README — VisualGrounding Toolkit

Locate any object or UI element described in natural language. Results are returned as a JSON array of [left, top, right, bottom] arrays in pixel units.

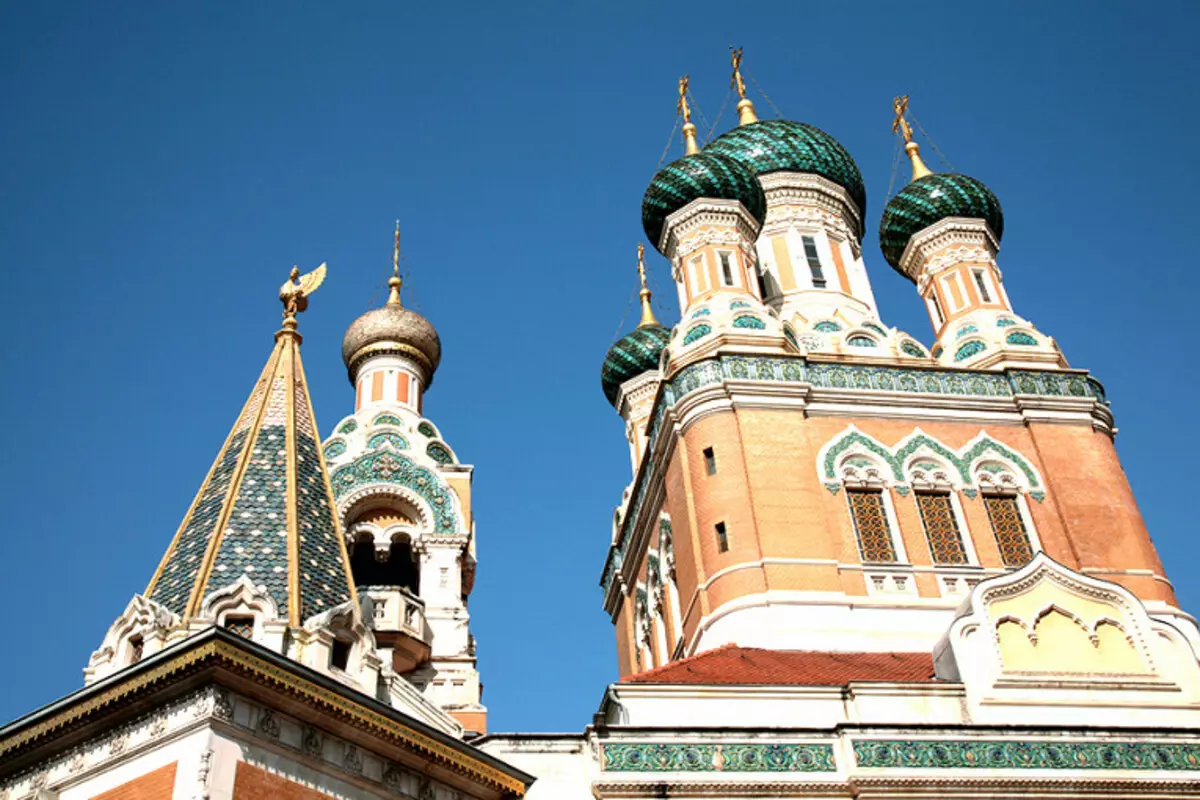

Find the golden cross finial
[[891, 94, 932, 181], [387, 220, 403, 306], [677, 75, 700, 155], [677, 75, 692, 124], [730, 47, 747, 99], [636, 242, 659, 328], [730, 46, 758, 125]]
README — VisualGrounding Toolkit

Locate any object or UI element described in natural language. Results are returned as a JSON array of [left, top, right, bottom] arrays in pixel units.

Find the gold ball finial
[[636, 242, 660, 328], [730, 46, 759, 125]]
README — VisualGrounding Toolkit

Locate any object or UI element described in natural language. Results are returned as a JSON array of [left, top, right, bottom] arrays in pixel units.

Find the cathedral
[[2, 52, 1199, 799]]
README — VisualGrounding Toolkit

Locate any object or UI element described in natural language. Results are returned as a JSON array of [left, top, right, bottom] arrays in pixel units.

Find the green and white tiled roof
[[879, 173, 1004, 272]]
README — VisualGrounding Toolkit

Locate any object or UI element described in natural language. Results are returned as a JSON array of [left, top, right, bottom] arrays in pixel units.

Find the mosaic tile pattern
[[707, 119, 867, 222], [295, 429, 353, 617], [426, 442, 454, 464], [337, 419, 358, 434], [733, 315, 766, 330], [367, 432, 409, 451], [642, 152, 766, 252], [901, 341, 926, 358], [601, 354, 1103, 595], [602, 742, 835, 773], [323, 440, 347, 460], [202, 422, 291, 609], [1006, 331, 1039, 346], [149, 429, 249, 614], [417, 421, 437, 438], [601, 325, 671, 406], [955, 340, 987, 361], [813, 321, 842, 333], [331, 451, 458, 533], [996, 317, 1018, 327], [847, 335, 877, 348], [853, 739, 1200, 770], [372, 413, 402, 427], [682, 324, 712, 346], [729, 300, 752, 310], [880, 173, 1004, 270]]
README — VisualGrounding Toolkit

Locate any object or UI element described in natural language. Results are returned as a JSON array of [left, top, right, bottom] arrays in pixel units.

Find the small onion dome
[[878, 173, 1004, 275], [642, 152, 766, 254], [706, 119, 867, 224], [342, 302, 442, 383], [600, 325, 671, 407]]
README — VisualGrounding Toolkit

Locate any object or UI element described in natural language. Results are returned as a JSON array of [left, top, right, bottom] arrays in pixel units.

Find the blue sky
[[1, 2, 1197, 731]]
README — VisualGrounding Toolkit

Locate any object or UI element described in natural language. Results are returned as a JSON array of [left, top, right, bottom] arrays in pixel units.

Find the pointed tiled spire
[[145, 267, 356, 627]]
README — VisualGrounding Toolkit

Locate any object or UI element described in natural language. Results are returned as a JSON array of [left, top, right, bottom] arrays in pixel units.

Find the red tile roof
[[622, 645, 936, 686]]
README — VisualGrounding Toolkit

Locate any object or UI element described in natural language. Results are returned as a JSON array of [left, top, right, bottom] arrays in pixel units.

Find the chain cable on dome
[[885, 137, 902, 202], [703, 89, 732, 144], [687, 89, 712, 144], [747, 71, 783, 119], [654, 116, 682, 174], [610, 286, 638, 346], [910, 111, 955, 172]]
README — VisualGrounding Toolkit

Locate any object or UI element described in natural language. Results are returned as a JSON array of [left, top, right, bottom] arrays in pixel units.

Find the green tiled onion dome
[[879, 173, 1004, 274], [642, 152, 766, 252], [601, 325, 671, 407], [706, 120, 867, 222]]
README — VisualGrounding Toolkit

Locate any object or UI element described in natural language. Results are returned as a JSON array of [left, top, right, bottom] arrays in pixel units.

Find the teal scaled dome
[[642, 152, 766, 253], [706, 119, 867, 224], [879, 173, 1004, 274], [601, 325, 672, 407]]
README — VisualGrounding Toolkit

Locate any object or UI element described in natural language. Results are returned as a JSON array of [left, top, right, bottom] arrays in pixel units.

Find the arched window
[[838, 452, 905, 564], [907, 458, 972, 566], [974, 459, 1039, 568]]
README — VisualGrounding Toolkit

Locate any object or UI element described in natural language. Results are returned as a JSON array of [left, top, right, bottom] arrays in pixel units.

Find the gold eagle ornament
[[279, 262, 327, 319]]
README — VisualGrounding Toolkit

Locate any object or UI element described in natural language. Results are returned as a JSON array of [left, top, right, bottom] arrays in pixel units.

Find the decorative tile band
[[853, 739, 1200, 771], [601, 354, 1106, 596], [602, 743, 836, 773]]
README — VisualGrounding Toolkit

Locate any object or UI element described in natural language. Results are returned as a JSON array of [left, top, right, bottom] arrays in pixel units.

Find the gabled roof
[[622, 645, 936, 686], [144, 317, 355, 627]]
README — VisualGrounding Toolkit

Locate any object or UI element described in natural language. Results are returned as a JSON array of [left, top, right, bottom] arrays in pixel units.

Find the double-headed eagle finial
[[279, 262, 327, 326]]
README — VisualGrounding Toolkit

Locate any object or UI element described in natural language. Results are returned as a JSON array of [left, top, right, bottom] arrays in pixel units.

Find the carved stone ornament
[[303, 726, 324, 758], [419, 777, 437, 800], [257, 708, 280, 739], [212, 688, 234, 722], [343, 744, 363, 774]]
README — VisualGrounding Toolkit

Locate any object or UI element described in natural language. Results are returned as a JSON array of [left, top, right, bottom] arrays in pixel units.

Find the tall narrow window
[[719, 252, 735, 286], [755, 268, 768, 299], [916, 492, 968, 565], [715, 522, 729, 553], [331, 638, 351, 671], [801, 236, 826, 288], [973, 269, 992, 302], [983, 494, 1034, 567], [847, 488, 897, 563], [929, 293, 944, 326], [224, 616, 254, 640], [129, 635, 144, 664], [703, 447, 717, 476]]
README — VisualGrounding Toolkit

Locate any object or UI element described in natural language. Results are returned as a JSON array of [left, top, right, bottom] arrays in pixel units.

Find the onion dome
[[601, 244, 672, 407], [342, 231, 442, 382], [601, 325, 671, 406], [879, 172, 1004, 272], [642, 152, 766, 254], [706, 119, 867, 221]]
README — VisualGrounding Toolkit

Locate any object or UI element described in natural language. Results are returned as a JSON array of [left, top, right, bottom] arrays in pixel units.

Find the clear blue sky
[[1, 2, 1197, 731]]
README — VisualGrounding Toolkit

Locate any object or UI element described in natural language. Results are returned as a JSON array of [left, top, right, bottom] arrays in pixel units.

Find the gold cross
[[892, 95, 914, 143], [677, 75, 692, 124], [730, 47, 747, 99]]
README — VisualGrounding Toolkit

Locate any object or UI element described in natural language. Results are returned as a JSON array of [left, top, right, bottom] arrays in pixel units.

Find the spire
[[892, 95, 933, 181], [678, 75, 700, 155], [636, 243, 660, 328], [731, 47, 759, 126], [388, 220, 403, 306], [145, 264, 356, 628]]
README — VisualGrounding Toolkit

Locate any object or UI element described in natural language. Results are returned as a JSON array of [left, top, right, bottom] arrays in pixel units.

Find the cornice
[[661, 199, 762, 260], [900, 217, 1000, 283]]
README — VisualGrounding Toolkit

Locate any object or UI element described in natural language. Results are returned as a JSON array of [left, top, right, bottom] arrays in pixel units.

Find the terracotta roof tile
[[623, 646, 936, 686]]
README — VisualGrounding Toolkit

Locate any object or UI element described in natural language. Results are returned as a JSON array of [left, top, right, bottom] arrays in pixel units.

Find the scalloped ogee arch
[[818, 426, 1043, 498], [331, 450, 462, 533]]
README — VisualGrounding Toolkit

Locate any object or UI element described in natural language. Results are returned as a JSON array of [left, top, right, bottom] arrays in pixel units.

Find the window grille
[[847, 488, 897, 563], [916, 492, 968, 565], [984, 494, 1034, 567]]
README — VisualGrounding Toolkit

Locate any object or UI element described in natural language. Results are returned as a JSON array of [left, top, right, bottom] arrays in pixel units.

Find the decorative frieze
[[853, 739, 1200, 770], [602, 742, 836, 772]]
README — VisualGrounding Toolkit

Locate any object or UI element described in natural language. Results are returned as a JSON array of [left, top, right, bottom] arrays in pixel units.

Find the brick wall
[[91, 762, 177, 800]]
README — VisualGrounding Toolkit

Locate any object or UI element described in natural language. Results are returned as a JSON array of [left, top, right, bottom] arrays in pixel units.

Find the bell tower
[[324, 225, 487, 735]]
